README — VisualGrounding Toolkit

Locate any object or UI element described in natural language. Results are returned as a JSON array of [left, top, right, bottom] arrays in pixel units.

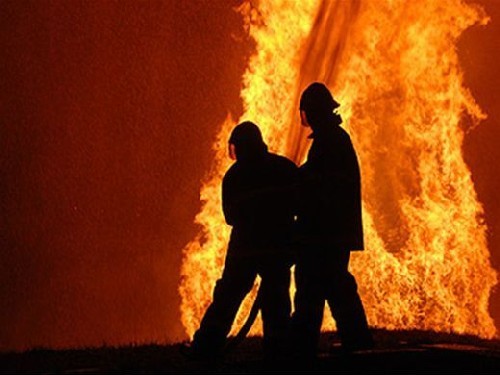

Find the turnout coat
[[297, 124, 364, 251]]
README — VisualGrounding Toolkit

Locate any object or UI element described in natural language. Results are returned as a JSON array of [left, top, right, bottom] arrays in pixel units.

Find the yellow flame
[[180, 0, 497, 339]]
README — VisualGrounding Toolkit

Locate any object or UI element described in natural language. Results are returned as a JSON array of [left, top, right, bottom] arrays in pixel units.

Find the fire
[[179, 0, 497, 339]]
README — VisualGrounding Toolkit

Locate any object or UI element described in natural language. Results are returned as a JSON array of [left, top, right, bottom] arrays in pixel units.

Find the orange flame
[[180, 0, 497, 339]]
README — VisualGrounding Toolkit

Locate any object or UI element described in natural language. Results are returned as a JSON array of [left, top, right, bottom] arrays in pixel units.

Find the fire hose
[[224, 286, 263, 353]]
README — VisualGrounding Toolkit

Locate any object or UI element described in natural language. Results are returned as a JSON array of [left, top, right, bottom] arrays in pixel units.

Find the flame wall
[[180, 0, 498, 339]]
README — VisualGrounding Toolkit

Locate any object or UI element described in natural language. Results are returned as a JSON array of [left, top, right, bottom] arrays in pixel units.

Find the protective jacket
[[223, 151, 298, 257], [297, 125, 364, 250]]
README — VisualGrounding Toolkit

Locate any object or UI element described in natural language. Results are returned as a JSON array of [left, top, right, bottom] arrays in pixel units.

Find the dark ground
[[1, 329, 499, 374]]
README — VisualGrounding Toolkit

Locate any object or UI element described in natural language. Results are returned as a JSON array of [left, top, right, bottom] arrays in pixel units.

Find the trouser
[[292, 249, 372, 358], [192, 254, 291, 357]]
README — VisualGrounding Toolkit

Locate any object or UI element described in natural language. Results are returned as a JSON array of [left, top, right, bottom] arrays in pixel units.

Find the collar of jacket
[[308, 124, 338, 139], [236, 150, 269, 164]]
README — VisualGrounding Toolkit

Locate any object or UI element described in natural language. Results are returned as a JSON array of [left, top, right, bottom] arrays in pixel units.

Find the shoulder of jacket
[[269, 153, 298, 168], [337, 127, 353, 142], [223, 163, 239, 179]]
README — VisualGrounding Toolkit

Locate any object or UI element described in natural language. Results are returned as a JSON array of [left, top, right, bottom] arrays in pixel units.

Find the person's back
[[292, 82, 373, 360], [223, 152, 297, 257], [297, 124, 363, 250], [187, 121, 297, 361]]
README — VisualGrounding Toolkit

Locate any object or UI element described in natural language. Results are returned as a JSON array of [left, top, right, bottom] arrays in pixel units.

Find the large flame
[[179, 0, 497, 339]]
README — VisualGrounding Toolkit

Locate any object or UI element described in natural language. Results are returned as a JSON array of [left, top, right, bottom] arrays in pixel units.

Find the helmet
[[229, 121, 267, 160], [299, 82, 340, 116]]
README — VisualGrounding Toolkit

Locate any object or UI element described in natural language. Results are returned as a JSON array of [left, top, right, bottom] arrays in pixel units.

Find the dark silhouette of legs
[[191, 256, 256, 357], [190, 255, 292, 359], [292, 249, 373, 358], [292, 253, 325, 359], [325, 251, 373, 351], [259, 259, 291, 359]]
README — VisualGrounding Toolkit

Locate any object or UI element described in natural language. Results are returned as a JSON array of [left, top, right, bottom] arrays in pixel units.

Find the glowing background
[[1, 0, 499, 350]]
